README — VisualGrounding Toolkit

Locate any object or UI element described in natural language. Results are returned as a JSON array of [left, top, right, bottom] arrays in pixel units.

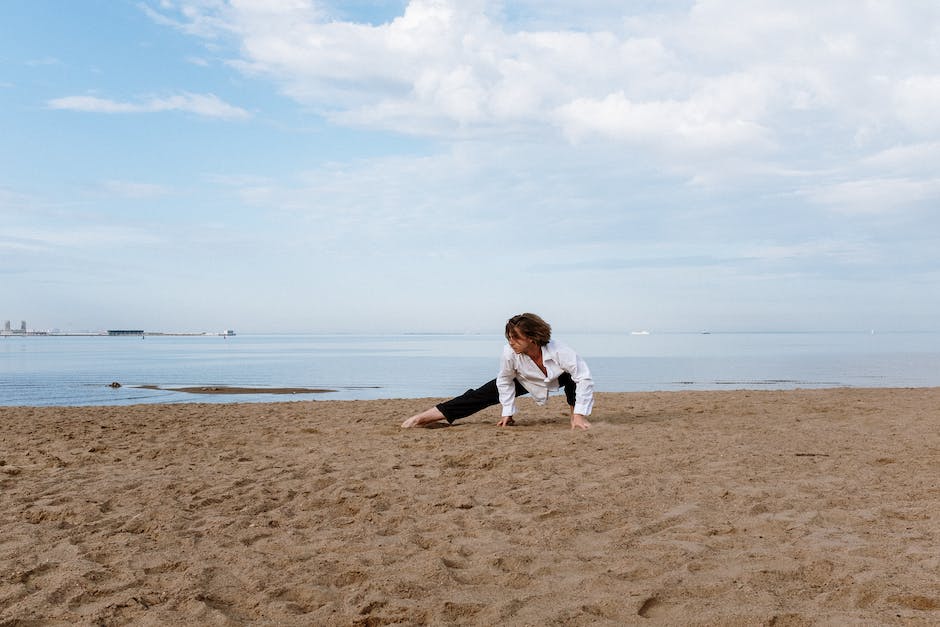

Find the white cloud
[[99, 180, 171, 199], [25, 57, 61, 66], [554, 78, 771, 154], [141, 0, 940, 174], [894, 75, 940, 134], [807, 177, 940, 215], [741, 238, 872, 265], [0, 238, 44, 254], [863, 142, 940, 175], [2, 226, 162, 250], [0, 186, 30, 210], [47, 92, 250, 119]]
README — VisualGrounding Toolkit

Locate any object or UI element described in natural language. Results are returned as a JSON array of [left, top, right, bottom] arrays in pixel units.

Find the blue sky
[[2, 1, 939, 333]]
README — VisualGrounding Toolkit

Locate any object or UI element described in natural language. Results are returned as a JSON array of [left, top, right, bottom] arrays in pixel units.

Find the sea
[[2, 331, 940, 407]]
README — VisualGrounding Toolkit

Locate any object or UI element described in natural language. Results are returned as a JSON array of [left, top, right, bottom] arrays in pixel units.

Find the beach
[[2, 388, 939, 625]]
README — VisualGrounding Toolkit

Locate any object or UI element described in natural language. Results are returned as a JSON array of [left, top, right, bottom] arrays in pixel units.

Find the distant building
[[3, 321, 9, 332], [107, 330, 145, 336]]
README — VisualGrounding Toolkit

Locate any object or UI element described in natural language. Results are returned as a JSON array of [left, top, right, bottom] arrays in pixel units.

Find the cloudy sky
[[2, 0, 939, 333]]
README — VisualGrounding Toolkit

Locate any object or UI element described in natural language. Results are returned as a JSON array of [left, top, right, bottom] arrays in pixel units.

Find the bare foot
[[401, 407, 446, 428]]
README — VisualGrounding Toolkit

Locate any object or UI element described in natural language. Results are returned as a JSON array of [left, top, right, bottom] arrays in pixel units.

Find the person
[[401, 313, 594, 430]]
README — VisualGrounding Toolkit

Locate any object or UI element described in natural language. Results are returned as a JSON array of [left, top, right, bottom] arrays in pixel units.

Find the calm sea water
[[2, 332, 940, 407]]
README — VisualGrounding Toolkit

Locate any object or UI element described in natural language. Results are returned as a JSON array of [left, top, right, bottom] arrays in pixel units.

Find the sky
[[2, 0, 940, 334]]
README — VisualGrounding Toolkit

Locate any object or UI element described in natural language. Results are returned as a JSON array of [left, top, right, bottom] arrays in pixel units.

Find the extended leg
[[401, 406, 446, 428], [402, 379, 527, 428]]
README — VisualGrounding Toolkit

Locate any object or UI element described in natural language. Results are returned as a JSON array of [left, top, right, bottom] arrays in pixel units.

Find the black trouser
[[436, 373, 576, 423]]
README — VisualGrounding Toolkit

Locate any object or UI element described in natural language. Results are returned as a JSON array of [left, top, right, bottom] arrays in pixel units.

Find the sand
[[2, 388, 939, 626], [137, 386, 336, 395]]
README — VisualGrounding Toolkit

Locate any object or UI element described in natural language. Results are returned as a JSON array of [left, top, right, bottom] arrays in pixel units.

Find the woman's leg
[[402, 379, 527, 427], [400, 406, 447, 428], [558, 372, 577, 408]]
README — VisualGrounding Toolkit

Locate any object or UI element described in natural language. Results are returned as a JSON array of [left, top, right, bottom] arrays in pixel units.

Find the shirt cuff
[[573, 400, 593, 415]]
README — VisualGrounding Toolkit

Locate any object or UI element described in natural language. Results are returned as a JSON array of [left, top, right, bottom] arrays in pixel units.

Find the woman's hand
[[496, 416, 516, 427], [571, 413, 591, 430]]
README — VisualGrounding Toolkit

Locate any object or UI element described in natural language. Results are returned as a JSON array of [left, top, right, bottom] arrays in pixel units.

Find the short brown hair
[[505, 313, 552, 346]]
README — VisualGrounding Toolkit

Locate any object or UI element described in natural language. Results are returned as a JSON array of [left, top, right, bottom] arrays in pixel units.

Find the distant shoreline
[[1, 331, 235, 337]]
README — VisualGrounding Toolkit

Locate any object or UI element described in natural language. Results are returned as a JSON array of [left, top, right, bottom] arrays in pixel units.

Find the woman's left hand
[[571, 413, 591, 430]]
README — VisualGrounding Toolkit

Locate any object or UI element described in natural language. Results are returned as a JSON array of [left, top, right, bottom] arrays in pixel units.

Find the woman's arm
[[556, 346, 595, 417], [496, 345, 518, 425]]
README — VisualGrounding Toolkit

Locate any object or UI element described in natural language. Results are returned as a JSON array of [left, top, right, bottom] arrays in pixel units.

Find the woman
[[401, 313, 594, 430]]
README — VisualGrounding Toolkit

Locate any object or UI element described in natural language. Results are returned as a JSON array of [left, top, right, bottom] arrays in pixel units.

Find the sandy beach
[[2, 388, 939, 625]]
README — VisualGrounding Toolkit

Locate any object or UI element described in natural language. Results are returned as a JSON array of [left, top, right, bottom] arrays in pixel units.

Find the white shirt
[[496, 339, 595, 417]]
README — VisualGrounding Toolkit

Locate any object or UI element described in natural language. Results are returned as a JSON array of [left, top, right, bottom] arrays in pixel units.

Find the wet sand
[[2, 388, 939, 625], [137, 385, 336, 395]]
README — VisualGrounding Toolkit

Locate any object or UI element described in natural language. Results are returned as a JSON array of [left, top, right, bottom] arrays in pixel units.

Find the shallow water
[[2, 332, 939, 406]]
